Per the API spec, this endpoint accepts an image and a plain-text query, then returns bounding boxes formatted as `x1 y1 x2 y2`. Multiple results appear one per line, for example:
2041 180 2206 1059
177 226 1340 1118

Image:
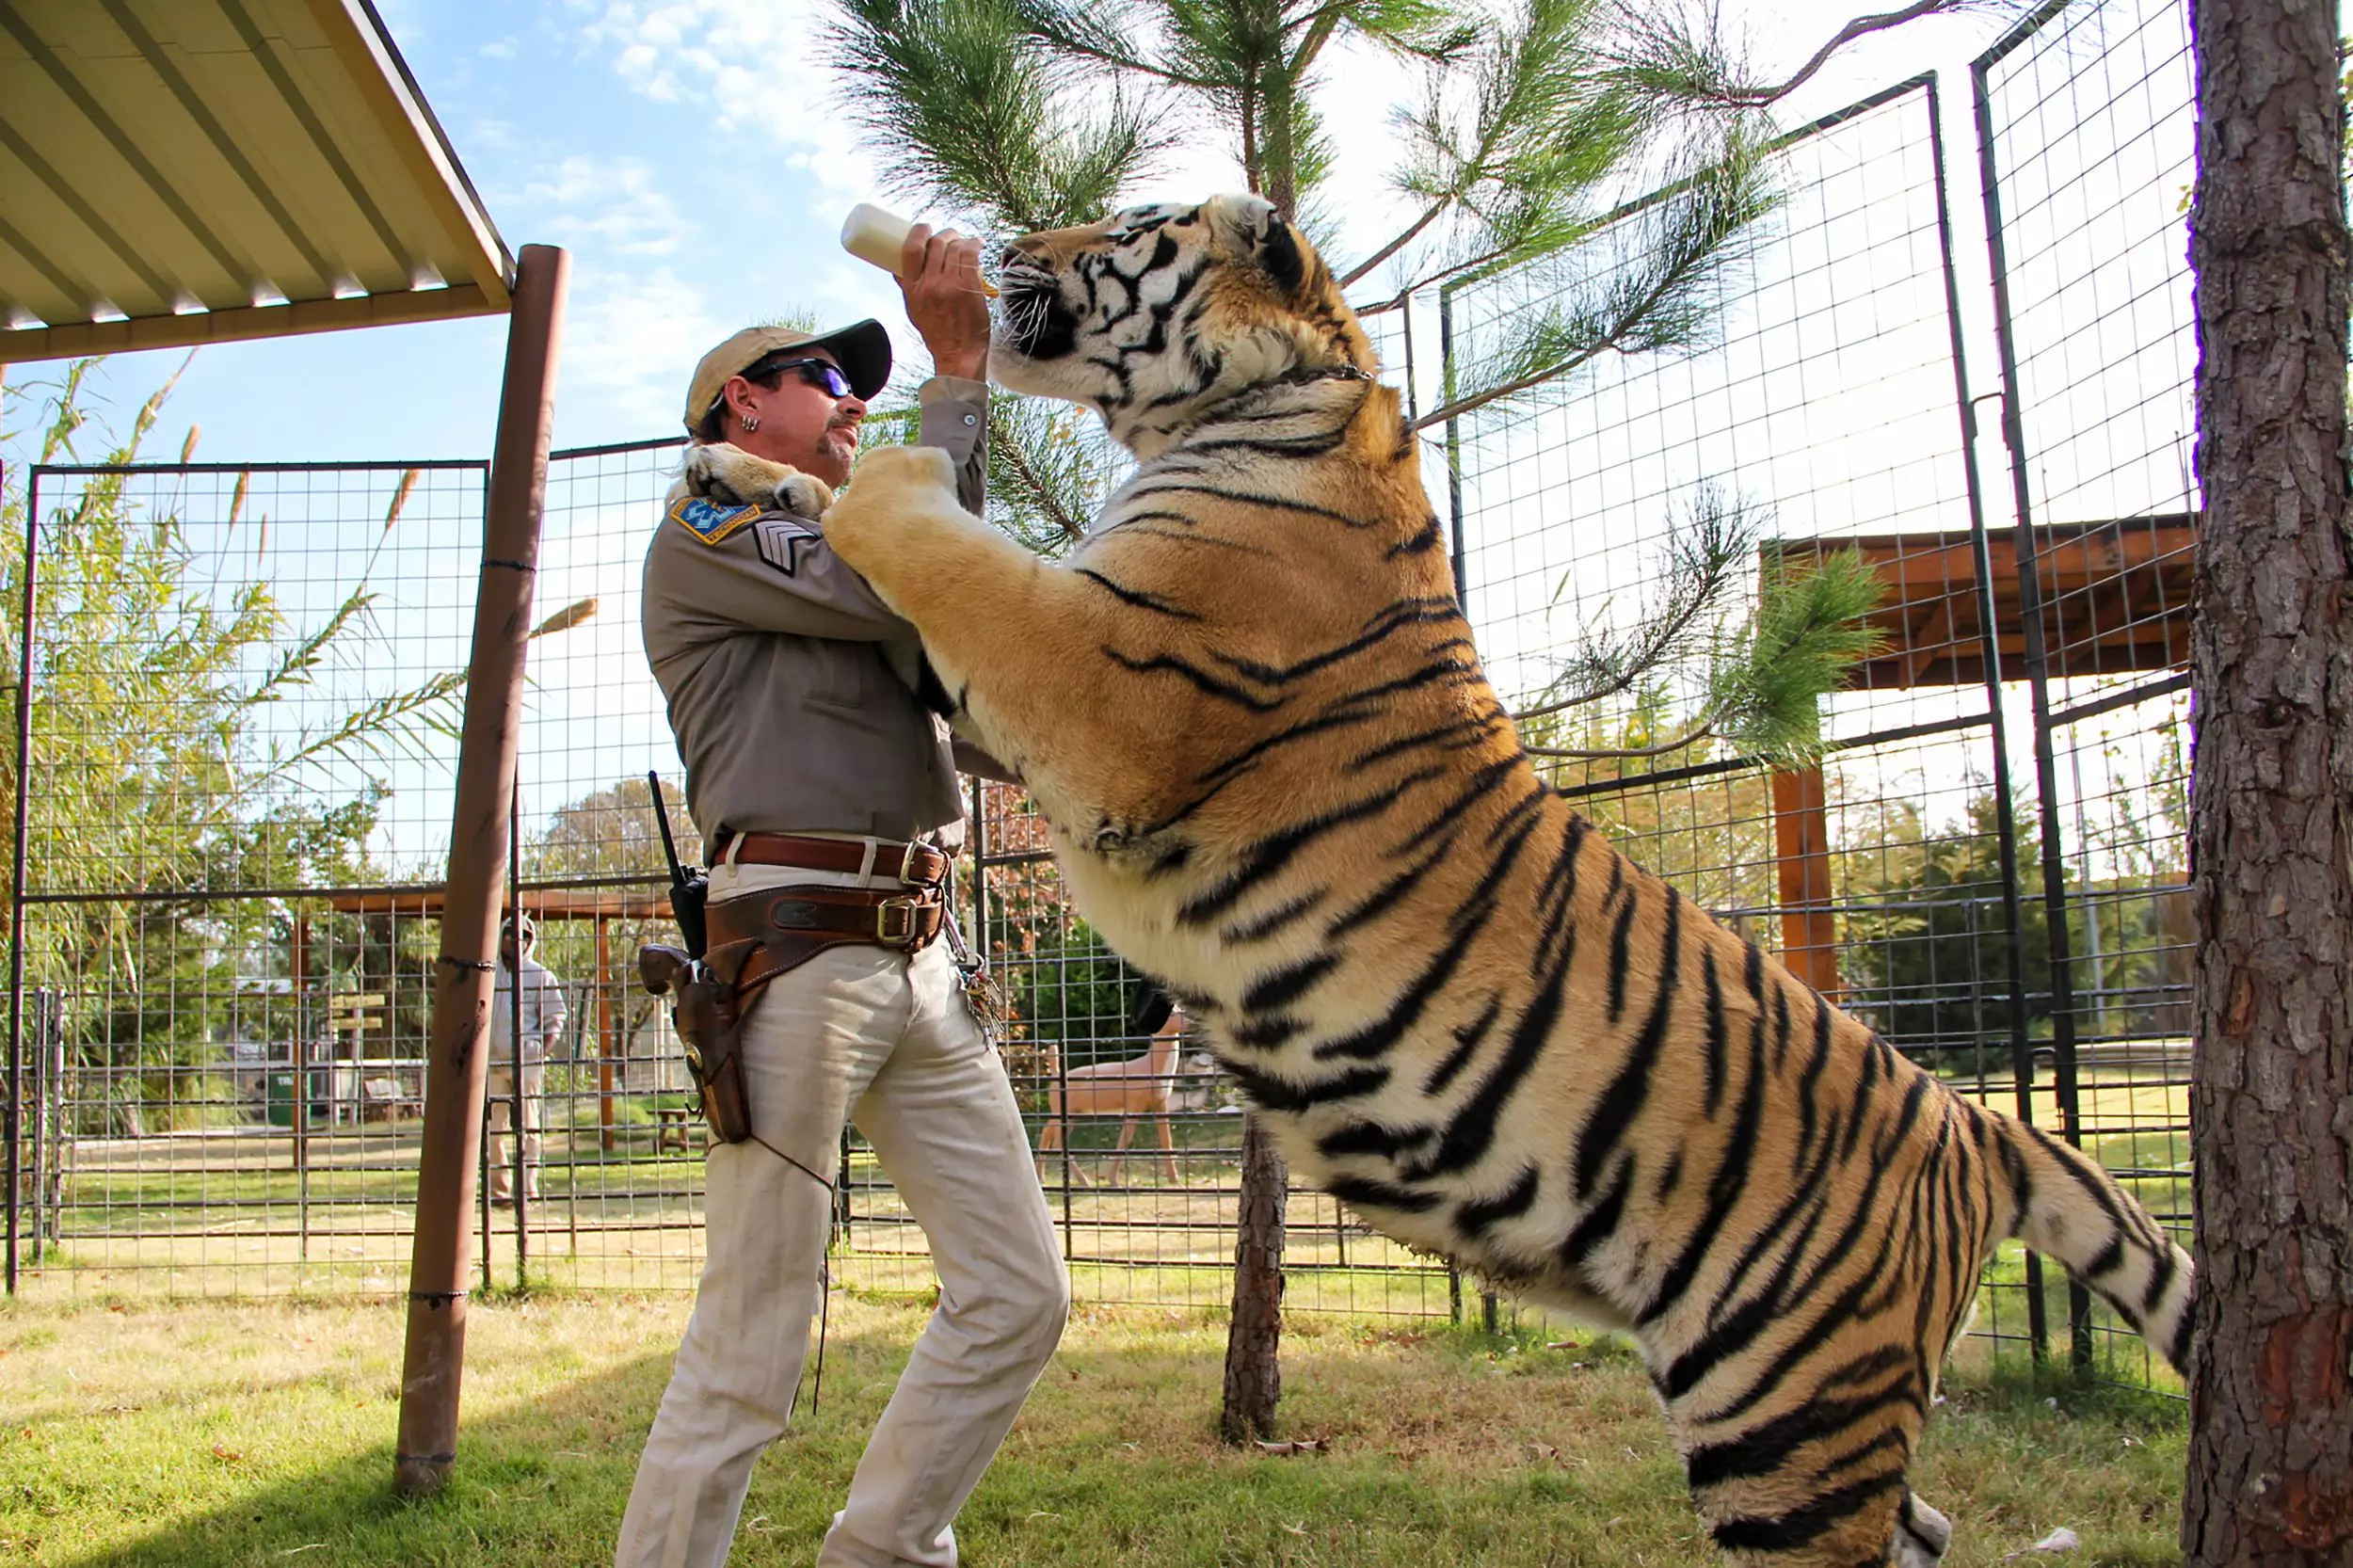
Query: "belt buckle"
895 840 932 887
875 895 919 945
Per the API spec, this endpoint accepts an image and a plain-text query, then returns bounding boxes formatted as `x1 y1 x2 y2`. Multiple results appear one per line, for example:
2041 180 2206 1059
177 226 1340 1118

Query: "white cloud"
571 1 870 195
493 149 727 431
480 38 519 59
519 154 694 257
560 264 728 432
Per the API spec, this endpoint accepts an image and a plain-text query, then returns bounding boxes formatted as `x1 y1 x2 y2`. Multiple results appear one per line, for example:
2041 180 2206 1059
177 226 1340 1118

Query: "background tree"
2181 0 2353 1558
826 0 1950 1440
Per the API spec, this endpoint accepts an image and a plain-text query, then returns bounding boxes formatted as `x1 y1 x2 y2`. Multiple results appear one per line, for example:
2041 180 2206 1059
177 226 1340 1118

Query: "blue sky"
0 0 2017 471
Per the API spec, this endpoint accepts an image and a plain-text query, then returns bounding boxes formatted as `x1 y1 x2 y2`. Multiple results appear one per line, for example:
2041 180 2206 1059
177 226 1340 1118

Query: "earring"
739 410 760 432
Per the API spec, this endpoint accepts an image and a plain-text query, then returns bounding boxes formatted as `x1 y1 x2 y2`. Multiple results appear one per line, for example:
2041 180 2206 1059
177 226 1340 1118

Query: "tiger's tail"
2003 1117 2195 1374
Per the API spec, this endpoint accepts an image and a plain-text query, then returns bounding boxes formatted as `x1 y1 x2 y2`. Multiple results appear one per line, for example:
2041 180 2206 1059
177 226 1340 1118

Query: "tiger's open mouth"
995 256 1078 362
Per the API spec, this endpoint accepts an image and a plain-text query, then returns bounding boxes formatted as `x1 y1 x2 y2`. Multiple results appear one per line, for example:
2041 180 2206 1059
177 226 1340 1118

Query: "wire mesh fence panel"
8 459 485 1296
1976 0 2197 1384
503 436 708 1294
1438 75 2090 1362
3 3 2198 1374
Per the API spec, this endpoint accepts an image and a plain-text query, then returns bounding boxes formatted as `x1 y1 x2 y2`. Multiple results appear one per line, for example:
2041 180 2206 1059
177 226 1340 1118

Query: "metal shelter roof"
0 0 512 364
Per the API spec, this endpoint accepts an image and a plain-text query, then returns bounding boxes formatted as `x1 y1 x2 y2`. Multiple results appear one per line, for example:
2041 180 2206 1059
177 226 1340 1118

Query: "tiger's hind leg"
1664 1334 1935 1567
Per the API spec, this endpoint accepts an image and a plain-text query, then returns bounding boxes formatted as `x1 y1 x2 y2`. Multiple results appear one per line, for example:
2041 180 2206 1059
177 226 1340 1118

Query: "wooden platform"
1771 514 2198 689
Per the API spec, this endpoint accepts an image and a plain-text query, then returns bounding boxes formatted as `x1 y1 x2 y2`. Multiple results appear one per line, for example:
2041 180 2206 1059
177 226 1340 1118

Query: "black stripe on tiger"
1222 1060 1387 1114
1574 888 1682 1202
1315 807 1539 1064
1319 1120 1434 1160
1128 478 1381 530
1708 1473 1907 1556
1176 772 1440 927
1422 995 1500 1096
1075 568 1203 619
1456 1164 1541 1239
1325 826 1464 939
1684 1379 1913 1491
1636 952 1769 1326
1103 647 1287 710
1209 597 1460 686
1418 935 1577 1179
1328 1175 1440 1213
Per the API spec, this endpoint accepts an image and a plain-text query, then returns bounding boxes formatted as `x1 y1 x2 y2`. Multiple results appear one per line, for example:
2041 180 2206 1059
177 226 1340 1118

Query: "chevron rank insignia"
754 517 819 576
667 493 760 544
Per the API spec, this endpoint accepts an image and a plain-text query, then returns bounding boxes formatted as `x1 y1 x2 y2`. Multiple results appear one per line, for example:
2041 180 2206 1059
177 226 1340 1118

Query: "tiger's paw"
1890 1493 1952 1568
825 444 961 571
680 442 834 520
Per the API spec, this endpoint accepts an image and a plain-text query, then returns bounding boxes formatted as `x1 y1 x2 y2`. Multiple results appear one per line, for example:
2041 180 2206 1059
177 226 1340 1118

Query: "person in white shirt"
488 914 568 1206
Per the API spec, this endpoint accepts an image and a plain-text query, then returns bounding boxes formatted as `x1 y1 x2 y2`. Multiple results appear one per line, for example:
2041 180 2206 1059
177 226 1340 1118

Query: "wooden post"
1769 765 1841 1000
1220 1113 1287 1443
392 244 566 1498
597 914 615 1152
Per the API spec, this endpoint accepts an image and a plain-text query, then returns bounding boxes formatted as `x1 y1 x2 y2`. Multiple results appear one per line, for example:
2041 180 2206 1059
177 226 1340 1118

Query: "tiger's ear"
1208 193 1311 299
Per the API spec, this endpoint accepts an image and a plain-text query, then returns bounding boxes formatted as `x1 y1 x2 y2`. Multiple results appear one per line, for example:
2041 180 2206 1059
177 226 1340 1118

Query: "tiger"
701 192 2196 1567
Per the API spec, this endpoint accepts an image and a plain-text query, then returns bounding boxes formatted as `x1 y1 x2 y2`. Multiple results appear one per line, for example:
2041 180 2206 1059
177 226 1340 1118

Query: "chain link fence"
5 0 2194 1383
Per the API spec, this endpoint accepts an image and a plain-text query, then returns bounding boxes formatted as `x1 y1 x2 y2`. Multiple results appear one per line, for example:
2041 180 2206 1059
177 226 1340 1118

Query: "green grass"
0 1292 2185 1566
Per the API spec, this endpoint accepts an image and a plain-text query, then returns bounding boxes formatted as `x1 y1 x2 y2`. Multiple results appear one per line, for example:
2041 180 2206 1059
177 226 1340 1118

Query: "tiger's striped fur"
814 193 2195 1567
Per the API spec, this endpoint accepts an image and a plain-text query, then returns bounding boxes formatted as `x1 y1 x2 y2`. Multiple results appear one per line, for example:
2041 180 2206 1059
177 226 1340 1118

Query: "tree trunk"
1220 1112 1287 1443
2183 0 2353 1560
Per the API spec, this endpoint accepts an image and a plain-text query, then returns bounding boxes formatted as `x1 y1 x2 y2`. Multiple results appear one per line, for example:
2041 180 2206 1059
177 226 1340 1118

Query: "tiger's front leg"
822 444 1137 792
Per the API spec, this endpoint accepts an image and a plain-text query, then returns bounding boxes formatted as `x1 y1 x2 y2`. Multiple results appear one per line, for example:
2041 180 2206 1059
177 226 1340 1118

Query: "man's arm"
900 226 990 522
917 375 988 519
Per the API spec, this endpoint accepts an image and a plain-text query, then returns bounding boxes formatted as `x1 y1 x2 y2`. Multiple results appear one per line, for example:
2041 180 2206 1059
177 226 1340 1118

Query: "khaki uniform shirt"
642 376 990 848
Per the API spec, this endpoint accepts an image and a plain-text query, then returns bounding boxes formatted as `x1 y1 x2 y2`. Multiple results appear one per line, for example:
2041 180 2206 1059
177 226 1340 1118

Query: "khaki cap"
682 319 893 433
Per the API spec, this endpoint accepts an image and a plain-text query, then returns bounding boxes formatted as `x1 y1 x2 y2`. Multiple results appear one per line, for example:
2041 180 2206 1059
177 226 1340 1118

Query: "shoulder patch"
666 492 761 544
753 516 820 577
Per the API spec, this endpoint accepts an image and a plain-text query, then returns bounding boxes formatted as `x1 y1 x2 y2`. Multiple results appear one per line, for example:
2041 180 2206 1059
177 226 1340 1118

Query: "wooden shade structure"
1763 515 2199 997
1775 515 2199 690
0 0 510 363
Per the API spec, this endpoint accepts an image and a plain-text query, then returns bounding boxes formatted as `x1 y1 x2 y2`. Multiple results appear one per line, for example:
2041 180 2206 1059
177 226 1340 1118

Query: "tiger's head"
992 194 1377 457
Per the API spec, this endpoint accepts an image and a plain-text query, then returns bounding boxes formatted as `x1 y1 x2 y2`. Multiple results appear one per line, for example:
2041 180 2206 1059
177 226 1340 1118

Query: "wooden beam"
1770 766 1841 1000
0 283 502 364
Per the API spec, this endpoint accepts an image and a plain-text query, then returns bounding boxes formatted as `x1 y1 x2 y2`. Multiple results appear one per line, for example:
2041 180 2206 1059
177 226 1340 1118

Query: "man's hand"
899 223 990 384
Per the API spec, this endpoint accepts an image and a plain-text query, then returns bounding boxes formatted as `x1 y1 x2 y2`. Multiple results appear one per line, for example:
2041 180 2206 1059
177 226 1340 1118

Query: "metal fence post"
393 242 567 1496
7 466 41 1297
1971 36 2096 1371
508 779 527 1288
1945 67 2050 1366
1437 291 1468 618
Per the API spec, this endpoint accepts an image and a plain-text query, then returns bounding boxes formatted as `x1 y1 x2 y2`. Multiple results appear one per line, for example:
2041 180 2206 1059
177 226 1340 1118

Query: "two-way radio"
648 770 709 957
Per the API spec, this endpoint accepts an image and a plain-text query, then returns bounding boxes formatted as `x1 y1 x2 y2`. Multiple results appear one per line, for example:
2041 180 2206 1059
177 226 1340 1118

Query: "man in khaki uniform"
616 228 1067 1568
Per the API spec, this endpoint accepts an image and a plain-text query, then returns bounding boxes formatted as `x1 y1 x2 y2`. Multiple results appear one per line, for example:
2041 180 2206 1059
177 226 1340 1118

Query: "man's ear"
1208 193 1310 298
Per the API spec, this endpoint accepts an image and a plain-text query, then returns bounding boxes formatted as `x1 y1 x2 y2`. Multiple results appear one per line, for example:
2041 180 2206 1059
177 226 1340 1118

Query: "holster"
638 940 760 1144
638 884 945 1146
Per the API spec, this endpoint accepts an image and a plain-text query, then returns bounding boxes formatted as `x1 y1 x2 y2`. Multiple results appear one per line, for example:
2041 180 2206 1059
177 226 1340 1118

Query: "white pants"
616 858 1068 1568
485 1064 544 1200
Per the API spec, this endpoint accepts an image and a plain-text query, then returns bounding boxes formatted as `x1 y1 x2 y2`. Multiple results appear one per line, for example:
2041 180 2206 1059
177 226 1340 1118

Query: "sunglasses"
744 354 855 400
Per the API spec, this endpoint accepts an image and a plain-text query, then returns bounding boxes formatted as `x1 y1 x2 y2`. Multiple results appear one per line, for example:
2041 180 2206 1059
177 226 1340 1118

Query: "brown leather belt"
706 883 946 1000
713 831 948 888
